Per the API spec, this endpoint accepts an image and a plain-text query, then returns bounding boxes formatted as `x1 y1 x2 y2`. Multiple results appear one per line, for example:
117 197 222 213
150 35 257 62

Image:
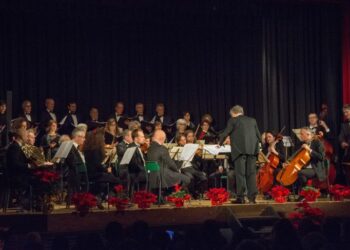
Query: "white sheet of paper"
203 145 231 155
169 147 183 160
119 147 137 165
53 141 73 162
179 144 199 161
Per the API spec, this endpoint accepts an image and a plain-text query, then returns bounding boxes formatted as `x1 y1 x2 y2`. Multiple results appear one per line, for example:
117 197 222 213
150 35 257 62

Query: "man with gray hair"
65 128 88 207
219 105 261 204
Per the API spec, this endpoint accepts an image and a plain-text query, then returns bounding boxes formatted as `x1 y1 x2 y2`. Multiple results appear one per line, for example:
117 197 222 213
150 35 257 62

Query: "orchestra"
1 97 350 212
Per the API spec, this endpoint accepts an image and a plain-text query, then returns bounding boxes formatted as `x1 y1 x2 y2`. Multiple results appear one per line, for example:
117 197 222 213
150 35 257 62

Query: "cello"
257 133 283 193
276 131 320 186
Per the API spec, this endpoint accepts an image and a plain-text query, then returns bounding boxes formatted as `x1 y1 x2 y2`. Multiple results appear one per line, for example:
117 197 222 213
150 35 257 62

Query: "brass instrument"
21 143 47 167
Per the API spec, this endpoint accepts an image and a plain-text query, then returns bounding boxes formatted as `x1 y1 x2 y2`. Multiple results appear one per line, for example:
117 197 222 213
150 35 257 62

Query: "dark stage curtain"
0 1 343 133
343 4 350 105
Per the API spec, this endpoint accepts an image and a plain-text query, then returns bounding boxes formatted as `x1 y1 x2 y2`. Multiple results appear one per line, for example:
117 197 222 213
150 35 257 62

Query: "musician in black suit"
18 100 37 129
111 101 128 130
117 129 133 183
6 129 31 187
133 102 150 123
296 127 326 188
339 105 350 183
40 98 57 130
127 129 147 195
151 103 172 125
65 128 88 206
59 101 82 135
219 105 261 204
183 111 196 131
307 113 330 139
176 134 207 198
0 100 7 148
147 130 191 191
86 107 104 131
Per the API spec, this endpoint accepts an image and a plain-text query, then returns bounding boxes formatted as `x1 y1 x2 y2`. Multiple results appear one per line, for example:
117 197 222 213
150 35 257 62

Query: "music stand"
52 141 73 203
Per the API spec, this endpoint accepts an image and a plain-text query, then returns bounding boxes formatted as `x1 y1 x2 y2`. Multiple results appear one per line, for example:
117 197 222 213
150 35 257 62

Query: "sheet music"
52 141 74 163
119 147 137 165
169 147 183 160
203 145 231 155
292 129 302 141
179 144 199 161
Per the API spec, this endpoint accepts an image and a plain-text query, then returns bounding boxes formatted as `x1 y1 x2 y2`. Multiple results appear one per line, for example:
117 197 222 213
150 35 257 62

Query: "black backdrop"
0 0 342 133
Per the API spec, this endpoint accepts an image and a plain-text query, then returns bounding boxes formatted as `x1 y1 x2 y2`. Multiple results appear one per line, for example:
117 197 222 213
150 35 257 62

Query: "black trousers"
234 154 257 200
66 170 89 205
298 168 316 188
182 167 208 195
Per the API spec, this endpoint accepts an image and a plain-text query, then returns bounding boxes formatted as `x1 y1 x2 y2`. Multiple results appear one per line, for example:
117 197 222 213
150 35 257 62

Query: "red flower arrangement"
288 201 325 229
300 181 320 202
71 192 97 216
329 184 350 201
34 170 60 183
133 191 157 209
166 184 191 208
269 185 290 203
205 188 229 206
108 185 130 211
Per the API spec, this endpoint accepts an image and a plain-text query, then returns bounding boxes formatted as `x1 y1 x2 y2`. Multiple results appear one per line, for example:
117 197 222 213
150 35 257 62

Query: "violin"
141 142 149 154
256 133 283 193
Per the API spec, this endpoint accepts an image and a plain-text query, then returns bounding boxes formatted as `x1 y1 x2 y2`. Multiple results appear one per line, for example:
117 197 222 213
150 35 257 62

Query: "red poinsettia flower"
133 191 157 209
206 188 229 206
71 192 97 216
269 186 290 203
114 185 124 193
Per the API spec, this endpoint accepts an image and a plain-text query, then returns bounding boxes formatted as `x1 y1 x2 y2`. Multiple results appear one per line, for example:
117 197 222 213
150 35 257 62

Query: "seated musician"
104 118 121 146
84 128 120 209
40 120 60 161
127 129 147 195
147 130 191 195
128 120 141 131
308 113 330 138
175 134 207 199
208 136 235 197
6 128 32 189
185 129 196 144
262 131 285 174
65 128 89 207
117 129 133 183
339 104 350 180
171 119 187 143
195 119 217 144
293 127 326 190
183 111 195 131
0 100 6 148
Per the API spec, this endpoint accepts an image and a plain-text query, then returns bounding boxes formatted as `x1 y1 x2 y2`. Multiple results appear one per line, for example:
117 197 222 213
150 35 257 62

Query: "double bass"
256 134 283 193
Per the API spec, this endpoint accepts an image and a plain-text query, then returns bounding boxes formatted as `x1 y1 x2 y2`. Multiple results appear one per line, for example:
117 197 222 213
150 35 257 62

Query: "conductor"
219 105 261 204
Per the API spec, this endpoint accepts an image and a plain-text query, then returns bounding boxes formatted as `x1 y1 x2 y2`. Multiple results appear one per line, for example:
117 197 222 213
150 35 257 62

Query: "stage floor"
1 198 350 233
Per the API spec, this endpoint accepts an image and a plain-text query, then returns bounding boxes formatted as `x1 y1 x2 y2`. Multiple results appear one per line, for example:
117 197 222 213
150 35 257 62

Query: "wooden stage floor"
1 198 350 233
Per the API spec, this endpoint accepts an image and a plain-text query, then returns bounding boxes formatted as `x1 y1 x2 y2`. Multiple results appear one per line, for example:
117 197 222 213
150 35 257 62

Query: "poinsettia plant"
329 184 350 201
32 170 60 213
300 181 320 202
132 191 157 209
108 185 130 211
288 201 325 229
205 188 229 206
269 185 290 203
71 192 97 216
167 184 191 208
